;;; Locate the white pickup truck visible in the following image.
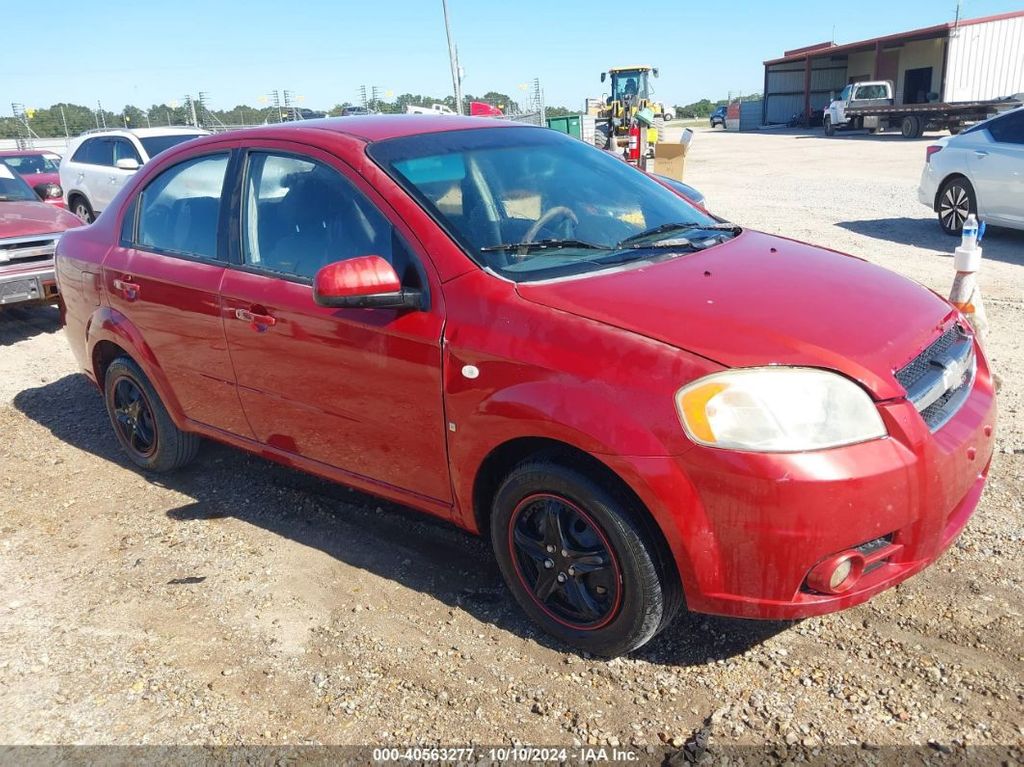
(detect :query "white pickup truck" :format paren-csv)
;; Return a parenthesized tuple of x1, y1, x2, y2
(823, 80, 1015, 138)
(404, 103, 457, 116)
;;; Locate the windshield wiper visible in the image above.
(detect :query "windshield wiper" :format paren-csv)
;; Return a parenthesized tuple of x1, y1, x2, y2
(480, 238, 612, 254)
(617, 222, 741, 247)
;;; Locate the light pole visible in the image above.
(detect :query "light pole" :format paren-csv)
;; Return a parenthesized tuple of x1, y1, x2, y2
(441, 0, 464, 115)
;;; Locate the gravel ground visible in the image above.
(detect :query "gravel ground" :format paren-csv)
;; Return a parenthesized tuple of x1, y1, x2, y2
(1, 128, 1022, 759)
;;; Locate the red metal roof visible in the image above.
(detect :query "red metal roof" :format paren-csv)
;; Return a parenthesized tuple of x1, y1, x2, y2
(764, 9, 1024, 65)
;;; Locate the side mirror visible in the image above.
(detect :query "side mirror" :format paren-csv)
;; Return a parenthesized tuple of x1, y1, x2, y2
(313, 255, 423, 310)
(115, 158, 140, 171)
(652, 68, 659, 78)
(600, 72, 606, 83)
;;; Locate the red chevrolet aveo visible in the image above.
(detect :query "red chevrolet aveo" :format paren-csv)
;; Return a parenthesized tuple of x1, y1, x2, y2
(56, 117, 996, 656)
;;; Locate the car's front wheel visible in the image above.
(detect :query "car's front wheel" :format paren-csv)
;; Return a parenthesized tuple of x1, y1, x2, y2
(491, 461, 678, 657)
(70, 195, 94, 224)
(103, 356, 200, 472)
(937, 176, 977, 236)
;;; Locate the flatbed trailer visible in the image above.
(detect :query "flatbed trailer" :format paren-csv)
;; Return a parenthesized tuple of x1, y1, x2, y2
(824, 80, 1020, 138)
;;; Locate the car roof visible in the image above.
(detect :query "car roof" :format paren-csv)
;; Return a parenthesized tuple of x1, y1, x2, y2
(0, 148, 59, 156)
(71, 127, 210, 142)
(235, 115, 523, 143)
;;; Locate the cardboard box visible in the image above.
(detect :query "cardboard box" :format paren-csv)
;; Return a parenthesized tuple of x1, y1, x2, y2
(652, 141, 687, 180)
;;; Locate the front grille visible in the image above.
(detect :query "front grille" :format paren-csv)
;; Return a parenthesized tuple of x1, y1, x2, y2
(895, 323, 975, 431)
(0, 234, 60, 265)
(855, 534, 895, 574)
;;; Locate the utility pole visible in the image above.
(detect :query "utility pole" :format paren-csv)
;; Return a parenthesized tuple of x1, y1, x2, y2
(60, 106, 69, 138)
(96, 101, 106, 128)
(269, 90, 283, 122)
(441, 0, 464, 114)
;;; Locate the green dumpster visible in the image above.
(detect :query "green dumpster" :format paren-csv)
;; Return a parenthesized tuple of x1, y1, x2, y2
(546, 115, 582, 139)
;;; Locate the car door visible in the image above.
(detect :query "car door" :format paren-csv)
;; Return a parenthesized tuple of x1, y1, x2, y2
(102, 149, 253, 437)
(68, 137, 112, 214)
(969, 109, 1024, 226)
(219, 144, 451, 503)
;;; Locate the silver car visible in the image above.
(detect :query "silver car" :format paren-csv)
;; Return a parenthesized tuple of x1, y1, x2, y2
(918, 106, 1024, 234)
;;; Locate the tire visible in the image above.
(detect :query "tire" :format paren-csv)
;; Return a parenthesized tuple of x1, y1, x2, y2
(937, 177, 977, 236)
(901, 115, 922, 139)
(70, 195, 94, 224)
(867, 127, 878, 134)
(661, 113, 672, 122)
(491, 461, 679, 657)
(103, 356, 200, 472)
(824, 116, 834, 136)
(594, 122, 612, 150)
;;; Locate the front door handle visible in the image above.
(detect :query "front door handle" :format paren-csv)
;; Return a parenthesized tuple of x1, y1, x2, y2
(974, 150, 989, 158)
(235, 307, 277, 330)
(112, 277, 140, 301)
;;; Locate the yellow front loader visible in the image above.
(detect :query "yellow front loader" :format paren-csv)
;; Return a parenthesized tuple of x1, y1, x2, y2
(590, 66, 672, 151)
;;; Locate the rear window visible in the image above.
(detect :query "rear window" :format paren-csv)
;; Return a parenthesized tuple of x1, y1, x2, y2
(139, 134, 205, 160)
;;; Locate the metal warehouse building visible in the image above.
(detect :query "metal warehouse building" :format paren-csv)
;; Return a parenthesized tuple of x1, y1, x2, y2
(762, 10, 1024, 125)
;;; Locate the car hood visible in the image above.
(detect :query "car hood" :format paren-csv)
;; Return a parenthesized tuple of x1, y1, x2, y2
(516, 230, 954, 400)
(0, 200, 82, 239)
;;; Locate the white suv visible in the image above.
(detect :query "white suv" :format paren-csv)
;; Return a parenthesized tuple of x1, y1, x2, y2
(60, 127, 210, 222)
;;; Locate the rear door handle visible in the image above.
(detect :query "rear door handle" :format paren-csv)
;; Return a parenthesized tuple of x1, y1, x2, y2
(235, 307, 277, 330)
(112, 277, 140, 301)
(974, 150, 989, 158)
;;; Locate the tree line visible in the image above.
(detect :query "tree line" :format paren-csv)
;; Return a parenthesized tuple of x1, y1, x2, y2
(674, 94, 763, 119)
(1, 91, 575, 139)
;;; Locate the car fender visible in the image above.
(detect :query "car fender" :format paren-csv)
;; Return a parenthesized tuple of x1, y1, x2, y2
(449, 378, 710, 592)
(85, 305, 188, 429)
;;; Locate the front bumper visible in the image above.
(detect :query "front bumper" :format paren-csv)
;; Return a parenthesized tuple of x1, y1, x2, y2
(606, 346, 997, 621)
(0, 264, 59, 306)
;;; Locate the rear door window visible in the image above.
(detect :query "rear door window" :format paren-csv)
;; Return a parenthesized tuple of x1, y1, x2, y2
(72, 138, 114, 166)
(987, 110, 1024, 145)
(135, 154, 230, 260)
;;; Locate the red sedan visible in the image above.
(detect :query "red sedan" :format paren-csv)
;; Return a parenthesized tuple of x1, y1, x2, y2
(54, 117, 995, 656)
(0, 149, 65, 208)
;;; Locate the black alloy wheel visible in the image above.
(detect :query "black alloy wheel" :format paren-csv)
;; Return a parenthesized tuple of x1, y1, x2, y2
(110, 375, 157, 459)
(509, 493, 622, 629)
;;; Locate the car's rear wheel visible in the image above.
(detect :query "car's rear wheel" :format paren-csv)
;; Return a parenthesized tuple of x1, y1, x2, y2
(103, 357, 200, 472)
(70, 195, 94, 224)
(824, 116, 834, 136)
(491, 461, 678, 657)
(937, 177, 977, 236)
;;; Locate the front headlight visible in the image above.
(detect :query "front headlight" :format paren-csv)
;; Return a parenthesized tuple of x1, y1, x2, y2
(675, 367, 887, 452)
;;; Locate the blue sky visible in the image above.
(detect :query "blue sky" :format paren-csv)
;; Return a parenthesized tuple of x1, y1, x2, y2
(6, 0, 1021, 112)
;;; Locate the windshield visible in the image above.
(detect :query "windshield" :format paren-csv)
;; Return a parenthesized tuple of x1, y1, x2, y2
(0, 161, 40, 202)
(369, 127, 731, 282)
(139, 134, 205, 159)
(2, 153, 60, 175)
(611, 70, 648, 101)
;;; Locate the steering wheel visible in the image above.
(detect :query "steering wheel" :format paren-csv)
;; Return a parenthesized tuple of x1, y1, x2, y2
(521, 206, 579, 253)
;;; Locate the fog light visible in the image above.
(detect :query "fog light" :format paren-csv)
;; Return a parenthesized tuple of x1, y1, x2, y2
(806, 552, 864, 595)
(829, 559, 853, 590)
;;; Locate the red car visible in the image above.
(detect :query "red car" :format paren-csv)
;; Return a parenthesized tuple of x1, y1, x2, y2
(1, 160, 82, 307)
(55, 117, 995, 656)
(0, 149, 65, 208)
